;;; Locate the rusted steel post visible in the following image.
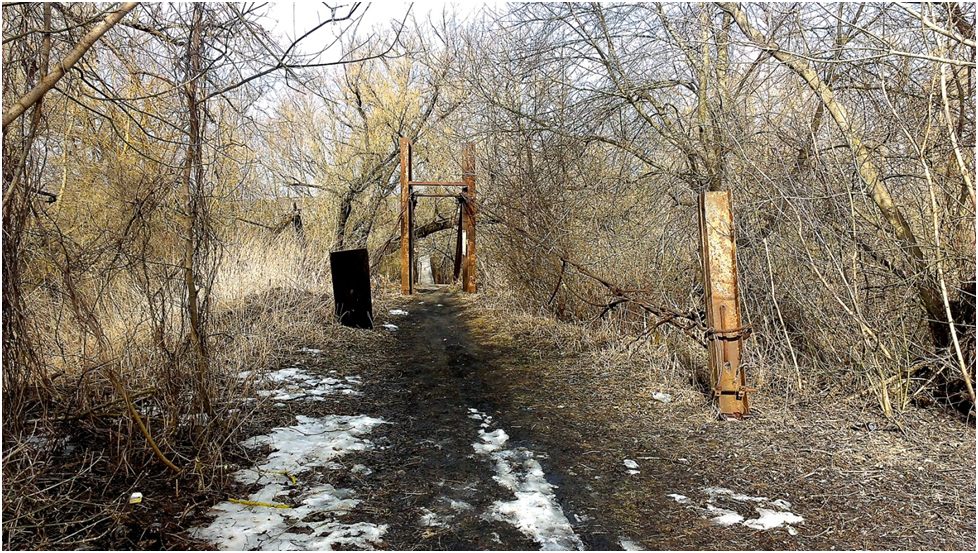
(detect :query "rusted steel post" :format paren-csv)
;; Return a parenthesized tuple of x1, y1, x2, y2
(461, 142, 477, 293)
(698, 191, 752, 418)
(453, 199, 464, 282)
(399, 138, 413, 295)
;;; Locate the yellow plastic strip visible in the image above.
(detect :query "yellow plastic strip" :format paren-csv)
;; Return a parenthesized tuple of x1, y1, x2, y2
(262, 469, 298, 485)
(228, 498, 291, 509)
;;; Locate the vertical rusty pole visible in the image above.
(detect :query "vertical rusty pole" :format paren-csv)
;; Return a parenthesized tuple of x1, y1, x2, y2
(399, 138, 413, 295)
(461, 142, 477, 293)
(699, 191, 751, 418)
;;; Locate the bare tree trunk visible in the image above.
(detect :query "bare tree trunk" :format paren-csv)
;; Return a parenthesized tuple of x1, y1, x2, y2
(1, 2, 138, 131)
(182, 3, 213, 418)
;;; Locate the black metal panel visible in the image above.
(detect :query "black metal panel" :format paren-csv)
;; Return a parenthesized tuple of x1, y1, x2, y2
(330, 248, 373, 329)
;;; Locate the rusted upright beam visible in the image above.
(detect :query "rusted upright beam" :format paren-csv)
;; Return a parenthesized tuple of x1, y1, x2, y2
(461, 142, 477, 293)
(699, 191, 752, 419)
(399, 138, 413, 295)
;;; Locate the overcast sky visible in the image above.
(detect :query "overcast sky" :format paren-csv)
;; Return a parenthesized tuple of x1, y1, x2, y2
(263, 2, 486, 65)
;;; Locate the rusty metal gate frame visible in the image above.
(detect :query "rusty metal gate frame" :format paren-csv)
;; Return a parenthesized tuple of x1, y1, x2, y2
(699, 191, 754, 419)
(400, 138, 476, 295)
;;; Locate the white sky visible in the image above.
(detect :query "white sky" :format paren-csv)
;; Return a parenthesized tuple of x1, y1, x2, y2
(263, 2, 486, 64)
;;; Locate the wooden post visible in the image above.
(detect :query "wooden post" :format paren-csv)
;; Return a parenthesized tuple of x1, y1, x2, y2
(399, 138, 413, 295)
(699, 191, 751, 418)
(461, 142, 477, 293)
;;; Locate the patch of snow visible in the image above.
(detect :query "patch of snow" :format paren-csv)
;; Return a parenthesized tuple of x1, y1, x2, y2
(450, 500, 474, 512)
(297, 347, 324, 355)
(651, 392, 672, 403)
(627, 470, 641, 475)
(381, 323, 398, 331)
(254, 367, 362, 400)
(469, 408, 583, 551)
(707, 504, 745, 526)
(473, 429, 509, 454)
(192, 414, 389, 550)
(436, 303, 444, 307)
(673, 488, 803, 532)
(351, 464, 373, 476)
(619, 537, 646, 550)
(420, 508, 454, 528)
(623, 459, 639, 469)
(702, 486, 769, 503)
(389, 309, 409, 316)
(743, 508, 804, 530)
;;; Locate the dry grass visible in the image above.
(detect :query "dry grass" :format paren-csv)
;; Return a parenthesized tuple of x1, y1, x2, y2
(1, 226, 401, 549)
(462, 289, 976, 550)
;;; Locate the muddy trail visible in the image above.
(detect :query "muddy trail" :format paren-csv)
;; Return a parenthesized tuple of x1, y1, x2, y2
(189, 286, 976, 551)
(346, 287, 582, 550)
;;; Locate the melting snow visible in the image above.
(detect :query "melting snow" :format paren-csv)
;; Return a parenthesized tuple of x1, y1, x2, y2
(473, 429, 509, 454)
(194, 362, 389, 551)
(470, 409, 584, 551)
(381, 323, 398, 331)
(389, 309, 409, 316)
(669, 487, 803, 533)
(707, 504, 745, 526)
(297, 348, 324, 355)
(744, 508, 804, 530)
(192, 415, 388, 550)
(619, 537, 646, 550)
(252, 367, 361, 401)
(702, 486, 769, 503)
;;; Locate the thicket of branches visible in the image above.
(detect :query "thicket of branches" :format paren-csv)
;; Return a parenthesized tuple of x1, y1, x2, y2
(1, 1, 974, 548)
(463, 3, 975, 415)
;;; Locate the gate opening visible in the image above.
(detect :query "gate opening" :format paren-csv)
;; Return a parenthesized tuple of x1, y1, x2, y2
(399, 138, 476, 295)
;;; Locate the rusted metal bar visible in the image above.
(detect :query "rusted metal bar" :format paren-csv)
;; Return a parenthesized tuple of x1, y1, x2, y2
(407, 181, 467, 187)
(412, 193, 466, 198)
(330, 248, 373, 329)
(399, 138, 413, 295)
(453, 199, 464, 282)
(698, 191, 752, 419)
(462, 142, 477, 293)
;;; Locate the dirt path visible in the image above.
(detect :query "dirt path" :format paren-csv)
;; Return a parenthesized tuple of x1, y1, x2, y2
(350, 287, 559, 549)
(191, 286, 975, 551)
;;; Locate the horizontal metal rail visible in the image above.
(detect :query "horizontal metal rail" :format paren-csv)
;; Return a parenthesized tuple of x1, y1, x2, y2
(408, 181, 467, 187)
(412, 193, 467, 198)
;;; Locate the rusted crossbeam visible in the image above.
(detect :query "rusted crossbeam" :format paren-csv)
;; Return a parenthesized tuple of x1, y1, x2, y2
(412, 193, 466, 198)
(408, 181, 467, 187)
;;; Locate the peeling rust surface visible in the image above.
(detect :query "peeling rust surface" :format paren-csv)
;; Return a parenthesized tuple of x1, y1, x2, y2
(699, 191, 750, 417)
